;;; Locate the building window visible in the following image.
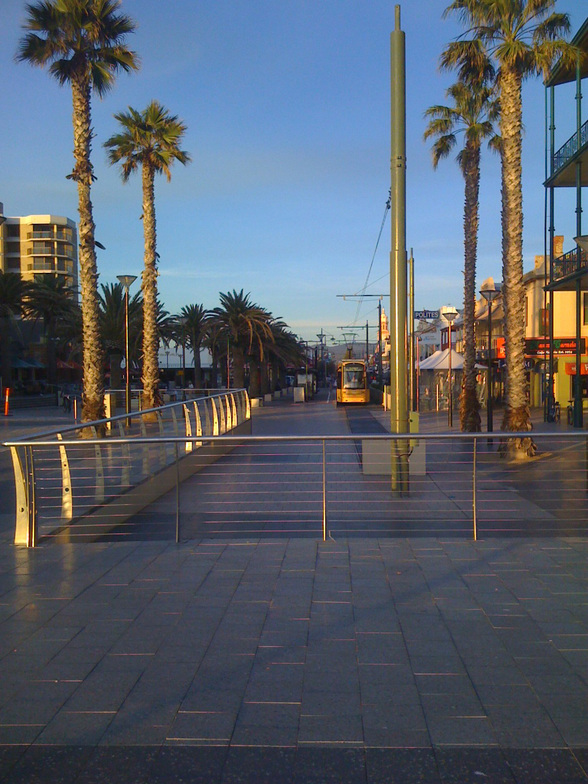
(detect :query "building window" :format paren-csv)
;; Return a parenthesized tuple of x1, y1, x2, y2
(525, 297, 528, 327)
(539, 307, 550, 337)
(583, 293, 588, 326)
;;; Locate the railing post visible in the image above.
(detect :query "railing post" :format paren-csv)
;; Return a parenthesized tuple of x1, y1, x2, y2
(117, 420, 130, 488)
(183, 404, 193, 453)
(57, 434, 73, 521)
(11, 446, 31, 546)
(472, 437, 478, 541)
(211, 398, 219, 435)
(90, 426, 105, 505)
(193, 401, 203, 447)
(175, 442, 180, 543)
(27, 446, 37, 547)
(322, 439, 327, 541)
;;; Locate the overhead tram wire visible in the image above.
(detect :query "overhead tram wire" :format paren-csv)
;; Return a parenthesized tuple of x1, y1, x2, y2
(352, 191, 391, 327)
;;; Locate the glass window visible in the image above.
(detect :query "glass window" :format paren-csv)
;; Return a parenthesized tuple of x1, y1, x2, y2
(343, 363, 365, 389)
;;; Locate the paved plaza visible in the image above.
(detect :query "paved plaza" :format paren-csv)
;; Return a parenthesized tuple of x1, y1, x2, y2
(0, 400, 587, 782)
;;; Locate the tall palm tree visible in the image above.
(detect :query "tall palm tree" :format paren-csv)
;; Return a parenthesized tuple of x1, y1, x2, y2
(442, 0, 576, 455)
(103, 101, 190, 415)
(178, 304, 210, 389)
(17, 0, 139, 425)
(0, 272, 30, 391)
(212, 290, 274, 390)
(203, 321, 224, 388)
(265, 319, 303, 393)
(26, 274, 78, 385)
(424, 74, 498, 432)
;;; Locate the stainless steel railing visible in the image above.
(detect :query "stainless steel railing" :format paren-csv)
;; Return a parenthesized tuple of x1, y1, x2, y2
(3, 389, 251, 546)
(3, 429, 587, 546)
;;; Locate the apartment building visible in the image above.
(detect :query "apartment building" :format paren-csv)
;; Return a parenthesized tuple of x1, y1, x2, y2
(0, 202, 78, 291)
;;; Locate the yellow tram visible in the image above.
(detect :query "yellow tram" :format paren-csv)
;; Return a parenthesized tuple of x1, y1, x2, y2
(336, 359, 370, 405)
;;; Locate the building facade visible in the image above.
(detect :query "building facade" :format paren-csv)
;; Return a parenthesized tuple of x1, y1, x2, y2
(0, 202, 78, 291)
(544, 18, 588, 426)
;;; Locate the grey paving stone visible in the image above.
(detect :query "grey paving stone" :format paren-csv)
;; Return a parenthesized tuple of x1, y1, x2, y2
(167, 711, 236, 744)
(34, 710, 114, 745)
(298, 713, 364, 744)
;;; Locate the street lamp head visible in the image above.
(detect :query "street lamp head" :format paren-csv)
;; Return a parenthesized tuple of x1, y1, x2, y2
(480, 286, 499, 303)
(117, 274, 137, 290)
(444, 308, 458, 324)
(574, 236, 588, 253)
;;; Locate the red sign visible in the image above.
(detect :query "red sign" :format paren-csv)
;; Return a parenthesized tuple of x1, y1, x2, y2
(565, 362, 588, 375)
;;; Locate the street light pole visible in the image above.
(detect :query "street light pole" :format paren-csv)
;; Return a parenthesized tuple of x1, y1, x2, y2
(116, 275, 137, 427)
(444, 308, 458, 428)
(480, 287, 499, 432)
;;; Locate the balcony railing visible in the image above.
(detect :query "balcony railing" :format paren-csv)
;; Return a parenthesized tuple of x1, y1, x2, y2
(552, 119, 588, 174)
(27, 230, 74, 240)
(552, 246, 588, 282)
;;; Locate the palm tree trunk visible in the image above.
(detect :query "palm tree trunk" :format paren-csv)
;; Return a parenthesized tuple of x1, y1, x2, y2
(249, 358, 261, 398)
(71, 72, 104, 426)
(500, 66, 534, 456)
(141, 164, 159, 417)
(460, 142, 481, 432)
(232, 344, 245, 389)
(193, 332, 202, 388)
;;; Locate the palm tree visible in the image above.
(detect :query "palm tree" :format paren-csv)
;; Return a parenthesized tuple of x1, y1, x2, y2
(0, 272, 30, 391)
(212, 290, 274, 390)
(17, 0, 139, 425)
(26, 274, 78, 386)
(103, 101, 190, 415)
(265, 319, 304, 393)
(442, 0, 576, 454)
(203, 321, 224, 388)
(178, 304, 210, 389)
(424, 74, 498, 432)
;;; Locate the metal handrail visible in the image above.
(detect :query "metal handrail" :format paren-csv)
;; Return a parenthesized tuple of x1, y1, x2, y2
(4, 388, 252, 546)
(7, 388, 249, 443)
(4, 428, 586, 548)
(4, 431, 584, 447)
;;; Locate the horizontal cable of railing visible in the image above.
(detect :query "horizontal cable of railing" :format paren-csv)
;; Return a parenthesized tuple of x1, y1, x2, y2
(4, 430, 587, 546)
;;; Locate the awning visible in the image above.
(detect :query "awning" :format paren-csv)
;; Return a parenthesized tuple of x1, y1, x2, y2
(419, 348, 464, 371)
(12, 358, 45, 369)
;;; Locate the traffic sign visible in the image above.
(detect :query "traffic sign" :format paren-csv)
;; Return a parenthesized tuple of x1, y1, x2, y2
(414, 310, 439, 320)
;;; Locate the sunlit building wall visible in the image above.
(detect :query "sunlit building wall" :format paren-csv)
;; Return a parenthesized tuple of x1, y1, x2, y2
(0, 202, 78, 292)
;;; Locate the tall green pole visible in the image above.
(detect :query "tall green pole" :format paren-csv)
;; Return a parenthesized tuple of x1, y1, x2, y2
(390, 5, 409, 492)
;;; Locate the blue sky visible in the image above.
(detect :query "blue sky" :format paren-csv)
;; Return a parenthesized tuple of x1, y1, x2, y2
(1, 0, 584, 347)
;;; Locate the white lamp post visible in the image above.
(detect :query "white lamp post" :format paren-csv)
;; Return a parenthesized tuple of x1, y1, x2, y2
(480, 287, 500, 432)
(444, 308, 458, 427)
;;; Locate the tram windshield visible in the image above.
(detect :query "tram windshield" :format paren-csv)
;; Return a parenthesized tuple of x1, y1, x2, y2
(343, 363, 366, 389)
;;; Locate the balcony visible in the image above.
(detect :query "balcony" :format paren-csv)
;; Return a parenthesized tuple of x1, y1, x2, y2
(547, 119, 588, 187)
(27, 230, 74, 241)
(548, 246, 588, 291)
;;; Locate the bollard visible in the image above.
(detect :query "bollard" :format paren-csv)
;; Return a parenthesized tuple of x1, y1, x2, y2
(4, 388, 10, 417)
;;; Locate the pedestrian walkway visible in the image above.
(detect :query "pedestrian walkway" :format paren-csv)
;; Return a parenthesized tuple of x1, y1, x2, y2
(0, 398, 587, 782)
